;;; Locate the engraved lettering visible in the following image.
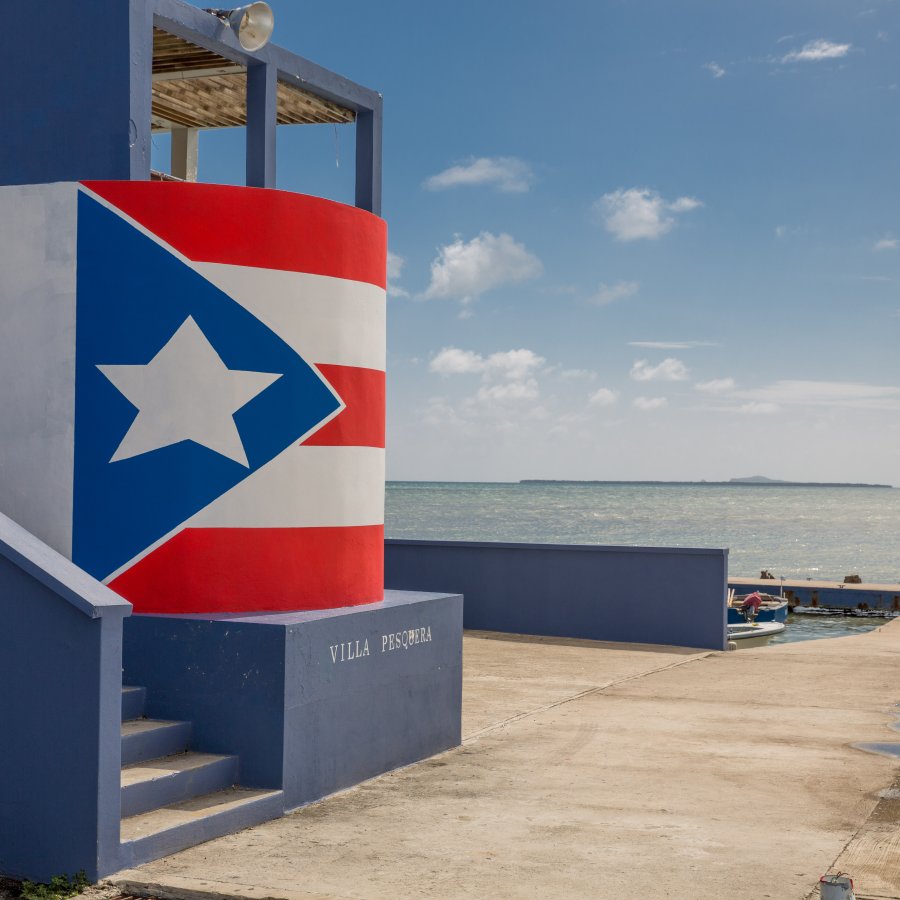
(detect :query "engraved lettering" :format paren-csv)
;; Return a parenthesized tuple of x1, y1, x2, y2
(331, 638, 373, 664)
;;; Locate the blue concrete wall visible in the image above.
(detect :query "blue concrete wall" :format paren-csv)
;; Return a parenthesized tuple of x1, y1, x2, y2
(0, 514, 130, 882)
(282, 591, 462, 807)
(123, 590, 463, 811)
(385, 540, 728, 651)
(2, 0, 151, 185)
(123, 617, 287, 790)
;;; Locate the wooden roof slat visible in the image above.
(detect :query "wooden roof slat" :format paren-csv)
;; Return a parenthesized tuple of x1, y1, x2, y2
(150, 27, 355, 130)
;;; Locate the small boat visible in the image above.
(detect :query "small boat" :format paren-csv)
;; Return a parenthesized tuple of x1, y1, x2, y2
(727, 590, 788, 625)
(727, 620, 785, 649)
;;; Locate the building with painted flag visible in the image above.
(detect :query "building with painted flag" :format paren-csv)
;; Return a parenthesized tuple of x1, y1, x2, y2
(0, 0, 462, 883)
(0, 180, 386, 613)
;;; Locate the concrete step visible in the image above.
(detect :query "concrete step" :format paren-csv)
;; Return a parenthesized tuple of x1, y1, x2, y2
(121, 752, 239, 818)
(121, 685, 147, 722)
(120, 787, 284, 869)
(121, 719, 191, 766)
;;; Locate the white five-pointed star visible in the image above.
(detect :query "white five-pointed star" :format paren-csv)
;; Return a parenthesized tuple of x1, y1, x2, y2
(98, 316, 282, 467)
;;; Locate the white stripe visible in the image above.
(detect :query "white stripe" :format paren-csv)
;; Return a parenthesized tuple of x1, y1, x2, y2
(194, 263, 386, 371)
(186, 445, 385, 528)
(80, 190, 385, 371)
(0, 183, 78, 557)
(104, 445, 384, 584)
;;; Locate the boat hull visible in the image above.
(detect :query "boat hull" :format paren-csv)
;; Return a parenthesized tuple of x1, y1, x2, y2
(727, 600, 788, 625)
(727, 621, 785, 649)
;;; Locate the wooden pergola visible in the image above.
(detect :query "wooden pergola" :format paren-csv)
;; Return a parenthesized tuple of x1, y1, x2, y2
(4, 0, 382, 214)
(151, 28, 355, 131)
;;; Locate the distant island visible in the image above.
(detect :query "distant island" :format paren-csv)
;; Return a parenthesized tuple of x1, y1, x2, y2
(729, 475, 894, 487)
(520, 477, 893, 488)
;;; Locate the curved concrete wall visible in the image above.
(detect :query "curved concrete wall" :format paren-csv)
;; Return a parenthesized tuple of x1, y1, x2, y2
(0, 182, 386, 613)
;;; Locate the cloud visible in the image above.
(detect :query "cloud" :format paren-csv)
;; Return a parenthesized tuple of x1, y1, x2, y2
(696, 377, 736, 393)
(628, 341, 718, 350)
(874, 236, 898, 251)
(483, 349, 546, 381)
(775, 225, 787, 239)
(630, 357, 690, 382)
(424, 345, 551, 431)
(429, 348, 485, 375)
(387, 251, 409, 298)
(588, 388, 619, 407)
(423, 232, 542, 303)
(559, 368, 597, 380)
(423, 157, 534, 193)
(587, 280, 640, 306)
(429, 347, 545, 380)
(737, 401, 780, 415)
(668, 197, 703, 213)
(704, 62, 726, 78)
(596, 188, 703, 241)
(735, 380, 900, 411)
(781, 39, 851, 63)
(476, 380, 539, 403)
(633, 396, 668, 411)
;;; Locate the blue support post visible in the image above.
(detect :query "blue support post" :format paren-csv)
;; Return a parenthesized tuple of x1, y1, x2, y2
(246, 62, 278, 189)
(128, 0, 154, 181)
(355, 102, 383, 216)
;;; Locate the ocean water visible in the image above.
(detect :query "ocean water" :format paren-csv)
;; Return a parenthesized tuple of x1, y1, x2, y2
(768, 612, 884, 645)
(385, 482, 900, 584)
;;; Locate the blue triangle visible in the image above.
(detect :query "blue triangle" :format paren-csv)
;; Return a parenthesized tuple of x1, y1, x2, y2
(73, 194, 341, 580)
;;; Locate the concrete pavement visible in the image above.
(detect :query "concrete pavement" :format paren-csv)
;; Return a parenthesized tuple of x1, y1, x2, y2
(114, 623, 900, 899)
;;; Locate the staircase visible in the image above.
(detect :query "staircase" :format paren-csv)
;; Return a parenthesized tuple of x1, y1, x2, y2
(119, 685, 283, 867)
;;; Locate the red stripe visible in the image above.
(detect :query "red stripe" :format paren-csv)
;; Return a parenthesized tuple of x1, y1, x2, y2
(306, 365, 385, 448)
(81, 182, 387, 289)
(109, 525, 384, 614)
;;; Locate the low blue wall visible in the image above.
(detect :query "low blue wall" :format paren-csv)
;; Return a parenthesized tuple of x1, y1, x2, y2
(0, 513, 131, 882)
(385, 539, 728, 651)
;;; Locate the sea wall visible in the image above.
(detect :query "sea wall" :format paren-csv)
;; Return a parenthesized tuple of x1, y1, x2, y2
(385, 539, 728, 651)
(731, 577, 900, 612)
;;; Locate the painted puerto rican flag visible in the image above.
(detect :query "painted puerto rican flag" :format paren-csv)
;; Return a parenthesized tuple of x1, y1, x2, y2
(70, 182, 386, 614)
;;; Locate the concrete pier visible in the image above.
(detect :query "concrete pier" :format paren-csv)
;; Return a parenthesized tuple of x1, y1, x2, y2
(112, 623, 900, 900)
(731, 575, 900, 612)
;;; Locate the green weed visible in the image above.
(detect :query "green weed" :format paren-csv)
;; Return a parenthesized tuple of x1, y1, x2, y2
(19, 871, 89, 900)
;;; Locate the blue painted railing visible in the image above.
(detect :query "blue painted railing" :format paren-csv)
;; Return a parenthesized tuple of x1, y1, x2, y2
(385, 539, 728, 651)
(0, 512, 131, 882)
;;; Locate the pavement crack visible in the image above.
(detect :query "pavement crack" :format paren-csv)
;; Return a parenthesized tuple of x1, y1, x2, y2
(462, 651, 710, 743)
